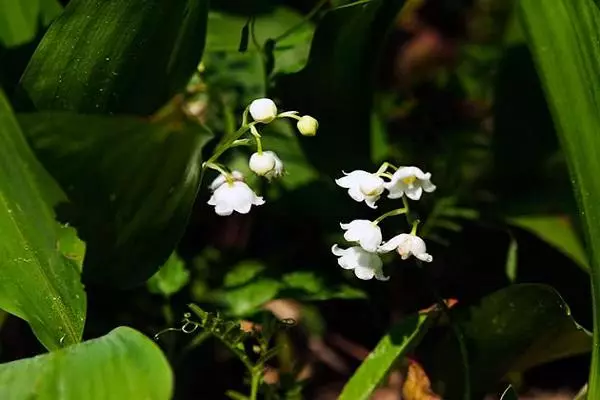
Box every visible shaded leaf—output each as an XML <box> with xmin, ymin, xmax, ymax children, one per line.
<box><xmin>0</xmin><ymin>327</ymin><xmax>172</xmax><ymax>400</ymax></box>
<box><xmin>0</xmin><ymin>89</ymin><xmax>85</xmax><ymax>350</ymax></box>
<box><xmin>505</xmin><ymin>236</ymin><xmax>518</xmax><ymax>282</ymax></box>
<box><xmin>147</xmin><ymin>253</ymin><xmax>190</xmax><ymax>297</ymax></box>
<box><xmin>429</xmin><ymin>284</ymin><xmax>591</xmax><ymax>398</ymax></box>
<box><xmin>19</xmin><ymin>0</ymin><xmax>209</xmax><ymax>115</ymax></box>
<box><xmin>510</xmin><ymin>215</ymin><xmax>588</xmax><ymax>271</ymax></box>
<box><xmin>0</xmin><ymin>0</ymin><xmax>62</xmax><ymax>47</ymax></box>
<box><xmin>339</xmin><ymin>311</ymin><xmax>437</xmax><ymax>400</ymax></box>
<box><xmin>280</xmin><ymin>271</ymin><xmax>366</xmax><ymax>301</ymax></box>
<box><xmin>19</xmin><ymin>112</ymin><xmax>213</xmax><ymax>287</ymax></box>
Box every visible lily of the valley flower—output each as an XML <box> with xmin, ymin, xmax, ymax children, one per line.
<box><xmin>331</xmin><ymin>245</ymin><xmax>389</xmax><ymax>281</ymax></box>
<box><xmin>378</xmin><ymin>233</ymin><xmax>433</xmax><ymax>262</ymax></box>
<box><xmin>336</xmin><ymin>170</ymin><xmax>385</xmax><ymax>209</ymax></box>
<box><xmin>384</xmin><ymin>166</ymin><xmax>436</xmax><ymax>201</ymax></box>
<box><xmin>249</xmin><ymin>151</ymin><xmax>284</xmax><ymax>179</ymax></box>
<box><xmin>297</xmin><ymin>115</ymin><xmax>318</xmax><ymax>136</ymax></box>
<box><xmin>249</xmin><ymin>98</ymin><xmax>278</xmax><ymax>123</ymax></box>
<box><xmin>209</xmin><ymin>170</ymin><xmax>244</xmax><ymax>191</ymax></box>
<box><xmin>208</xmin><ymin>173</ymin><xmax>265</xmax><ymax>216</ymax></box>
<box><xmin>340</xmin><ymin>219</ymin><xmax>382</xmax><ymax>252</ymax></box>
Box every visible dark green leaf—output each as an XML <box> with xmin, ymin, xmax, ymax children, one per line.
<box><xmin>276</xmin><ymin>0</ymin><xmax>406</xmax><ymax>175</ymax></box>
<box><xmin>509</xmin><ymin>215</ymin><xmax>588</xmax><ymax>271</ymax></box>
<box><xmin>339</xmin><ymin>312</ymin><xmax>436</xmax><ymax>400</ymax></box>
<box><xmin>19</xmin><ymin>113</ymin><xmax>213</xmax><ymax>287</ymax></box>
<box><xmin>147</xmin><ymin>253</ymin><xmax>190</xmax><ymax>297</ymax></box>
<box><xmin>0</xmin><ymin>327</ymin><xmax>173</xmax><ymax>400</ymax></box>
<box><xmin>429</xmin><ymin>284</ymin><xmax>591</xmax><ymax>398</ymax></box>
<box><xmin>0</xmin><ymin>90</ymin><xmax>85</xmax><ymax>350</ymax></box>
<box><xmin>519</xmin><ymin>2</ymin><xmax>600</xmax><ymax>394</ymax></box>
<box><xmin>238</xmin><ymin>19</ymin><xmax>250</xmax><ymax>53</ymax></box>
<box><xmin>19</xmin><ymin>0</ymin><xmax>208</xmax><ymax>115</ymax></box>
<box><xmin>0</xmin><ymin>0</ymin><xmax>62</xmax><ymax>47</ymax></box>
<box><xmin>281</xmin><ymin>271</ymin><xmax>366</xmax><ymax>301</ymax></box>
<box><xmin>505</xmin><ymin>236</ymin><xmax>518</xmax><ymax>282</ymax></box>
<box><xmin>220</xmin><ymin>279</ymin><xmax>282</xmax><ymax>317</ymax></box>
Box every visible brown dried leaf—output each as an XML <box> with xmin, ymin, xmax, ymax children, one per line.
<box><xmin>402</xmin><ymin>360</ymin><xmax>441</xmax><ymax>400</ymax></box>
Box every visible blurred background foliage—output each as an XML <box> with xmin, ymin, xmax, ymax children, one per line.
<box><xmin>0</xmin><ymin>0</ymin><xmax>594</xmax><ymax>398</ymax></box>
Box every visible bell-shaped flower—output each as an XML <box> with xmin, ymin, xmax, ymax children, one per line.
<box><xmin>208</xmin><ymin>173</ymin><xmax>265</xmax><ymax>216</ymax></box>
<box><xmin>340</xmin><ymin>219</ymin><xmax>382</xmax><ymax>252</ymax></box>
<box><xmin>331</xmin><ymin>245</ymin><xmax>389</xmax><ymax>281</ymax></box>
<box><xmin>335</xmin><ymin>170</ymin><xmax>385</xmax><ymax>208</ymax></box>
<box><xmin>249</xmin><ymin>151</ymin><xmax>284</xmax><ymax>179</ymax></box>
<box><xmin>209</xmin><ymin>170</ymin><xmax>244</xmax><ymax>191</ymax></box>
<box><xmin>384</xmin><ymin>166</ymin><xmax>436</xmax><ymax>201</ymax></box>
<box><xmin>378</xmin><ymin>233</ymin><xmax>433</xmax><ymax>262</ymax></box>
<box><xmin>249</xmin><ymin>98</ymin><xmax>278</xmax><ymax>123</ymax></box>
<box><xmin>297</xmin><ymin>115</ymin><xmax>318</xmax><ymax>136</ymax></box>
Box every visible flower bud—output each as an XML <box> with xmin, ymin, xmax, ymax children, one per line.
<box><xmin>297</xmin><ymin>115</ymin><xmax>318</xmax><ymax>136</ymax></box>
<box><xmin>249</xmin><ymin>152</ymin><xmax>276</xmax><ymax>176</ymax></box>
<box><xmin>249</xmin><ymin>98</ymin><xmax>278</xmax><ymax>123</ymax></box>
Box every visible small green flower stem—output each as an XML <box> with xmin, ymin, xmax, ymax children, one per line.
<box><xmin>376</xmin><ymin>161</ymin><xmax>398</xmax><ymax>175</ymax></box>
<box><xmin>374</xmin><ymin>208</ymin><xmax>407</xmax><ymax>224</ymax></box>
<box><xmin>272</xmin><ymin>0</ymin><xmax>329</xmax><ymax>43</ymax></box>
<box><xmin>249</xmin><ymin>369</ymin><xmax>262</xmax><ymax>400</ymax></box>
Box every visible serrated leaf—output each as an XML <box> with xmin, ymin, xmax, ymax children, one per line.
<box><xmin>0</xmin><ymin>89</ymin><xmax>85</xmax><ymax>350</ymax></box>
<box><xmin>0</xmin><ymin>327</ymin><xmax>172</xmax><ymax>400</ymax></box>
<box><xmin>19</xmin><ymin>0</ymin><xmax>208</xmax><ymax>115</ymax></box>
<box><xmin>147</xmin><ymin>253</ymin><xmax>190</xmax><ymax>297</ymax></box>
<box><xmin>339</xmin><ymin>311</ymin><xmax>436</xmax><ymax>400</ymax></box>
<box><xmin>18</xmin><ymin>112</ymin><xmax>213</xmax><ymax>287</ymax></box>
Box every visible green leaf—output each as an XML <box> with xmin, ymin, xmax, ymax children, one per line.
<box><xmin>339</xmin><ymin>311</ymin><xmax>436</xmax><ymax>400</ymax></box>
<box><xmin>18</xmin><ymin>112</ymin><xmax>213</xmax><ymax>287</ymax></box>
<box><xmin>429</xmin><ymin>284</ymin><xmax>591</xmax><ymax>398</ymax></box>
<box><xmin>0</xmin><ymin>327</ymin><xmax>173</xmax><ymax>400</ymax></box>
<box><xmin>509</xmin><ymin>215</ymin><xmax>589</xmax><ymax>271</ymax></box>
<box><xmin>206</xmin><ymin>7</ymin><xmax>315</xmax><ymax>75</ymax></box>
<box><xmin>221</xmin><ymin>279</ymin><xmax>282</xmax><ymax>317</ymax></box>
<box><xmin>0</xmin><ymin>90</ymin><xmax>85</xmax><ymax>350</ymax></box>
<box><xmin>519</xmin><ymin>1</ymin><xmax>600</xmax><ymax>395</ymax></box>
<box><xmin>281</xmin><ymin>271</ymin><xmax>366</xmax><ymax>301</ymax></box>
<box><xmin>276</xmin><ymin>0</ymin><xmax>406</xmax><ymax>175</ymax></box>
<box><xmin>147</xmin><ymin>253</ymin><xmax>190</xmax><ymax>297</ymax></box>
<box><xmin>505</xmin><ymin>236</ymin><xmax>518</xmax><ymax>282</ymax></box>
<box><xmin>19</xmin><ymin>0</ymin><xmax>208</xmax><ymax>115</ymax></box>
<box><xmin>0</xmin><ymin>0</ymin><xmax>62</xmax><ymax>47</ymax></box>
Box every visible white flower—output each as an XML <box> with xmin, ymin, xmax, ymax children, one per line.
<box><xmin>331</xmin><ymin>245</ymin><xmax>389</xmax><ymax>281</ymax></box>
<box><xmin>378</xmin><ymin>233</ymin><xmax>433</xmax><ymax>262</ymax></box>
<box><xmin>208</xmin><ymin>178</ymin><xmax>265</xmax><ymax>216</ymax></box>
<box><xmin>384</xmin><ymin>166</ymin><xmax>436</xmax><ymax>201</ymax></box>
<box><xmin>297</xmin><ymin>115</ymin><xmax>318</xmax><ymax>136</ymax></box>
<box><xmin>249</xmin><ymin>151</ymin><xmax>284</xmax><ymax>179</ymax></box>
<box><xmin>335</xmin><ymin>170</ymin><xmax>385</xmax><ymax>209</ymax></box>
<box><xmin>209</xmin><ymin>170</ymin><xmax>244</xmax><ymax>191</ymax></box>
<box><xmin>249</xmin><ymin>98</ymin><xmax>278</xmax><ymax>123</ymax></box>
<box><xmin>340</xmin><ymin>220</ymin><xmax>382</xmax><ymax>252</ymax></box>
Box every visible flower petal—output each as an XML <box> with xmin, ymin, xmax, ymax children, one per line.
<box><xmin>378</xmin><ymin>233</ymin><xmax>409</xmax><ymax>253</ymax></box>
<box><xmin>354</xmin><ymin>265</ymin><xmax>375</xmax><ymax>280</ymax></box>
<box><xmin>415</xmin><ymin>253</ymin><xmax>433</xmax><ymax>262</ymax></box>
<box><xmin>405</xmin><ymin>186</ymin><xmax>423</xmax><ymax>201</ymax></box>
<box><xmin>331</xmin><ymin>244</ymin><xmax>346</xmax><ymax>257</ymax></box>
<box><xmin>421</xmin><ymin>179</ymin><xmax>436</xmax><ymax>193</ymax></box>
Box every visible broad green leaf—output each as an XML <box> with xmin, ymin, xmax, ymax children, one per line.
<box><xmin>429</xmin><ymin>284</ymin><xmax>591</xmax><ymax>398</ymax></box>
<box><xmin>339</xmin><ymin>311</ymin><xmax>436</xmax><ymax>400</ymax></box>
<box><xmin>206</xmin><ymin>8</ymin><xmax>315</xmax><ymax>75</ymax></box>
<box><xmin>0</xmin><ymin>0</ymin><xmax>62</xmax><ymax>47</ymax></box>
<box><xmin>0</xmin><ymin>90</ymin><xmax>85</xmax><ymax>350</ymax></box>
<box><xmin>147</xmin><ymin>253</ymin><xmax>190</xmax><ymax>297</ymax></box>
<box><xmin>519</xmin><ymin>1</ymin><xmax>600</xmax><ymax>395</ymax></box>
<box><xmin>0</xmin><ymin>327</ymin><xmax>173</xmax><ymax>400</ymax></box>
<box><xmin>19</xmin><ymin>0</ymin><xmax>208</xmax><ymax>115</ymax></box>
<box><xmin>276</xmin><ymin>0</ymin><xmax>406</xmax><ymax>175</ymax></box>
<box><xmin>18</xmin><ymin>113</ymin><xmax>213</xmax><ymax>287</ymax></box>
<box><xmin>280</xmin><ymin>271</ymin><xmax>366</xmax><ymax>301</ymax></box>
<box><xmin>510</xmin><ymin>215</ymin><xmax>589</xmax><ymax>271</ymax></box>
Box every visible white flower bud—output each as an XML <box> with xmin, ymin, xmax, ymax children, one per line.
<box><xmin>249</xmin><ymin>152</ymin><xmax>276</xmax><ymax>176</ymax></box>
<box><xmin>249</xmin><ymin>98</ymin><xmax>278</xmax><ymax>123</ymax></box>
<box><xmin>297</xmin><ymin>115</ymin><xmax>318</xmax><ymax>136</ymax></box>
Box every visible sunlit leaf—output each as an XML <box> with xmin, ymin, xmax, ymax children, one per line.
<box><xmin>0</xmin><ymin>89</ymin><xmax>85</xmax><ymax>350</ymax></box>
<box><xmin>19</xmin><ymin>0</ymin><xmax>208</xmax><ymax>115</ymax></box>
<box><xmin>147</xmin><ymin>253</ymin><xmax>190</xmax><ymax>297</ymax></box>
<box><xmin>0</xmin><ymin>327</ymin><xmax>172</xmax><ymax>400</ymax></box>
<box><xmin>0</xmin><ymin>0</ymin><xmax>62</xmax><ymax>47</ymax></box>
<box><xmin>339</xmin><ymin>311</ymin><xmax>437</xmax><ymax>400</ymax></box>
<box><xmin>19</xmin><ymin>112</ymin><xmax>213</xmax><ymax>287</ymax></box>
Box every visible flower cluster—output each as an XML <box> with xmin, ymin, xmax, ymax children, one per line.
<box><xmin>206</xmin><ymin>98</ymin><xmax>318</xmax><ymax>216</ymax></box>
<box><xmin>332</xmin><ymin>164</ymin><xmax>435</xmax><ymax>281</ymax></box>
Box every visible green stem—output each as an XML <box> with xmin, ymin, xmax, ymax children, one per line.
<box><xmin>206</xmin><ymin>122</ymin><xmax>257</xmax><ymax>165</ymax></box>
<box><xmin>249</xmin><ymin>368</ymin><xmax>262</xmax><ymax>400</ymax></box>
<box><xmin>374</xmin><ymin>207</ymin><xmax>407</xmax><ymax>224</ymax></box>
<box><xmin>272</xmin><ymin>0</ymin><xmax>329</xmax><ymax>42</ymax></box>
